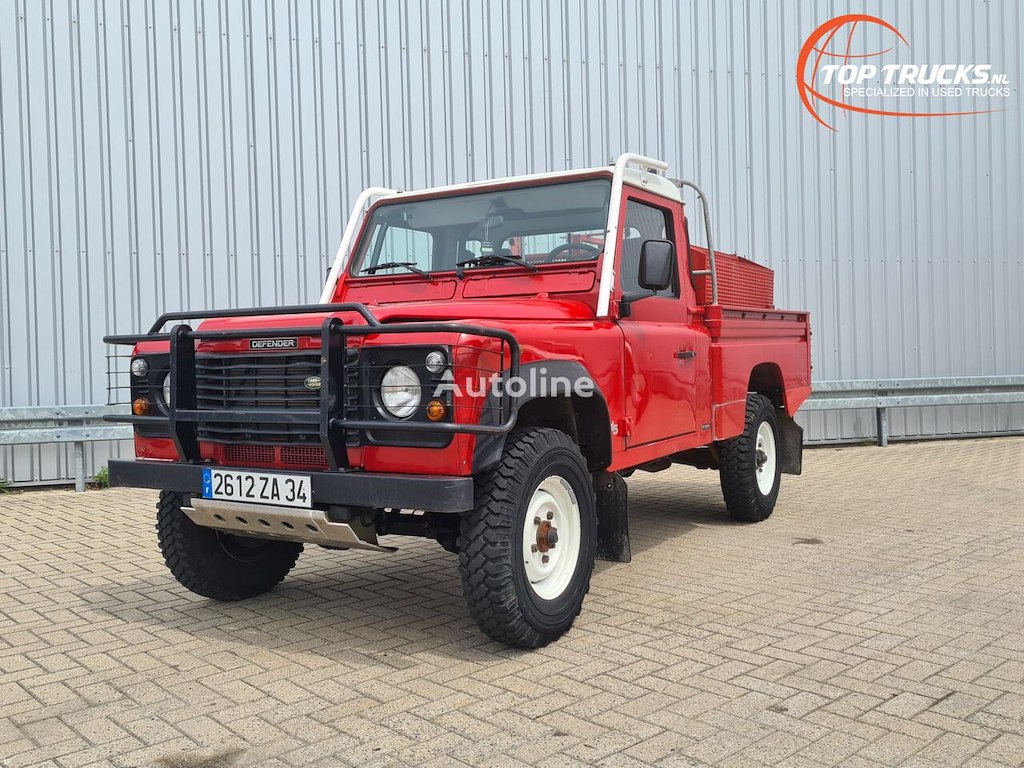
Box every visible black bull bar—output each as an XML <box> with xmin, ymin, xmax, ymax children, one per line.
<box><xmin>103</xmin><ymin>302</ymin><xmax>520</xmax><ymax>470</ymax></box>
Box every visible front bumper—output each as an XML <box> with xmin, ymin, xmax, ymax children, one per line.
<box><xmin>108</xmin><ymin>459</ymin><xmax>474</xmax><ymax>513</ymax></box>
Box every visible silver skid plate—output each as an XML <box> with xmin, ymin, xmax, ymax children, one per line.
<box><xmin>183</xmin><ymin>498</ymin><xmax>396</xmax><ymax>552</ymax></box>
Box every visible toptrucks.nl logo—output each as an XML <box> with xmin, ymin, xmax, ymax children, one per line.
<box><xmin>797</xmin><ymin>13</ymin><xmax>1011</xmax><ymax>131</ymax></box>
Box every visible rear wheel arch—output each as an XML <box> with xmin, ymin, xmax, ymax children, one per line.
<box><xmin>748</xmin><ymin>362</ymin><xmax>786</xmax><ymax>411</ymax></box>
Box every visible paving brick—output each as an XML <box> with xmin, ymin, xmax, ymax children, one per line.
<box><xmin>854</xmin><ymin>732</ymin><xmax>931</xmax><ymax>764</ymax></box>
<box><xmin>977</xmin><ymin>734</ymin><xmax>1024</xmax><ymax>766</ymax></box>
<box><xmin>0</xmin><ymin>438</ymin><xmax>1022</xmax><ymax>767</ymax></box>
<box><xmin>912</xmin><ymin>733</ymin><xmax>987</xmax><ymax>766</ymax></box>
<box><xmin>875</xmin><ymin>692</ymin><xmax>936</xmax><ymax>720</ymax></box>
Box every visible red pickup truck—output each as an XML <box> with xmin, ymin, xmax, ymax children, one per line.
<box><xmin>105</xmin><ymin>154</ymin><xmax>811</xmax><ymax>647</ymax></box>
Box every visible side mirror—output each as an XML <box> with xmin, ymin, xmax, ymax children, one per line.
<box><xmin>638</xmin><ymin>239</ymin><xmax>674</xmax><ymax>291</ymax></box>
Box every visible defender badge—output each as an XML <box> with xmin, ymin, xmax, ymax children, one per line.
<box><xmin>249</xmin><ymin>338</ymin><xmax>297</xmax><ymax>350</ymax></box>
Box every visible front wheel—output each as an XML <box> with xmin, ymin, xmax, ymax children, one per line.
<box><xmin>718</xmin><ymin>394</ymin><xmax>782</xmax><ymax>522</ymax></box>
<box><xmin>458</xmin><ymin>428</ymin><xmax>597</xmax><ymax>648</ymax></box>
<box><xmin>156</xmin><ymin>490</ymin><xmax>303</xmax><ymax>600</ymax></box>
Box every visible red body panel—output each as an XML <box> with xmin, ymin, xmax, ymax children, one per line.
<box><xmin>131</xmin><ymin>186</ymin><xmax>811</xmax><ymax>479</ymax></box>
<box><xmin>703</xmin><ymin>305</ymin><xmax>812</xmax><ymax>441</ymax></box>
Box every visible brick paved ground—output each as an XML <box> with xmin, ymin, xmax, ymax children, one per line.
<box><xmin>1</xmin><ymin>437</ymin><xmax>1022</xmax><ymax>768</ymax></box>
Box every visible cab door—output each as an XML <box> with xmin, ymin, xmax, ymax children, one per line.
<box><xmin>616</xmin><ymin>191</ymin><xmax>702</xmax><ymax>447</ymax></box>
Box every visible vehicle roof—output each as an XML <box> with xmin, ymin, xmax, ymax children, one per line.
<box><xmin>381</xmin><ymin>164</ymin><xmax>684</xmax><ymax>204</ymax></box>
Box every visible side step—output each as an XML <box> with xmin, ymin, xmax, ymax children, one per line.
<box><xmin>183</xmin><ymin>499</ymin><xmax>396</xmax><ymax>552</ymax></box>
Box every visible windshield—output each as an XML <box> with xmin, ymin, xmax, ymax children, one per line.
<box><xmin>349</xmin><ymin>179</ymin><xmax>611</xmax><ymax>276</ymax></box>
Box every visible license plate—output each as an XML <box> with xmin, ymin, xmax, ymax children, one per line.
<box><xmin>201</xmin><ymin>468</ymin><xmax>312</xmax><ymax>508</ymax></box>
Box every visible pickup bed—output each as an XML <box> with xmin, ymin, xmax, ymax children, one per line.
<box><xmin>105</xmin><ymin>153</ymin><xmax>811</xmax><ymax>647</ymax></box>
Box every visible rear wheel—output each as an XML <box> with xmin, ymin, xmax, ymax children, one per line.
<box><xmin>458</xmin><ymin>428</ymin><xmax>597</xmax><ymax>648</ymax></box>
<box><xmin>718</xmin><ymin>394</ymin><xmax>782</xmax><ymax>522</ymax></box>
<box><xmin>156</xmin><ymin>490</ymin><xmax>303</xmax><ymax>600</ymax></box>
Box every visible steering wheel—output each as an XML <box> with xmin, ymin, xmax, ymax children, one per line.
<box><xmin>537</xmin><ymin>242</ymin><xmax>602</xmax><ymax>264</ymax></box>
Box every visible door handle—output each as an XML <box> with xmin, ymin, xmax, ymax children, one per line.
<box><xmin>675</xmin><ymin>350</ymin><xmax>697</xmax><ymax>360</ymax></box>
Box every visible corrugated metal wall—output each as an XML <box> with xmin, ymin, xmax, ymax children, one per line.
<box><xmin>1</xmin><ymin>0</ymin><xmax>1021</xmax><ymax>483</ymax></box>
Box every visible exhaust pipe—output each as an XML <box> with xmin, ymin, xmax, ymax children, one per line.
<box><xmin>182</xmin><ymin>499</ymin><xmax>396</xmax><ymax>552</ymax></box>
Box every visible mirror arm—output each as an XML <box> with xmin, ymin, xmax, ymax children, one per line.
<box><xmin>618</xmin><ymin>290</ymin><xmax>657</xmax><ymax>318</ymax></box>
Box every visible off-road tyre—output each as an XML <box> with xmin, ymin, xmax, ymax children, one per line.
<box><xmin>458</xmin><ymin>428</ymin><xmax>597</xmax><ymax>648</ymax></box>
<box><xmin>156</xmin><ymin>490</ymin><xmax>303</xmax><ymax>600</ymax></box>
<box><xmin>718</xmin><ymin>394</ymin><xmax>782</xmax><ymax>522</ymax></box>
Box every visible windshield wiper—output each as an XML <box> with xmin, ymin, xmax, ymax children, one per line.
<box><xmin>455</xmin><ymin>254</ymin><xmax>538</xmax><ymax>278</ymax></box>
<box><xmin>361</xmin><ymin>261</ymin><xmax>433</xmax><ymax>279</ymax></box>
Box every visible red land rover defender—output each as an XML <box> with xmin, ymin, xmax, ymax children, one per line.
<box><xmin>105</xmin><ymin>154</ymin><xmax>811</xmax><ymax>647</ymax></box>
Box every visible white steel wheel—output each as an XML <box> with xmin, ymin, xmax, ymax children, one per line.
<box><xmin>754</xmin><ymin>421</ymin><xmax>778</xmax><ymax>495</ymax></box>
<box><xmin>521</xmin><ymin>475</ymin><xmax>582</xmax><ymax>600</ymax></box>
<box><xmin>458</xmin><ymin>428</ymin><xmax>597</xmax><ymax>648</ymax></box>
<box><xmin>718</xmin><ymin>394</ymin><xmax>782</xmax><ymax>522</ymax></box>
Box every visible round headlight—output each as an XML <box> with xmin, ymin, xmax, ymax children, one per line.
<box><xmin>379</xmin><ymin>365</ymin><xmax>421</xmax><ymax>419</ymax></box>
<box><xmin>130</xmin><ymin>358</ymin><xmax>149</xmax><ymax>378</ymax></box>
<box><xmin>161</xmin><ymin>374</ymin><xmax>172</xmax><ymax>407</ymax></box>
<box><xmin>424</xmin><ymin>350</ymin><xmax>447</xmax><ymax>374</ymax></box>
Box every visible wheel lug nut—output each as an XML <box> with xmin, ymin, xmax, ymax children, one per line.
<box><xmin>530</xmin><ymin>544</ymin><xmax>538</xmax><ymax>553</ymax></box>
<box><xmin>534</xmin><ymin>516</ymin><xmax>541</xmax><ymax>525</ymax></box>
<box><xmin>542</xmin><ymin>555</ymin><xmax>549</xmax><ymax>564</ymax></box>
<box><xmin>546</xmin><ymin>511</ymin><xmax>554</xmax><ymax>520</ymax></box>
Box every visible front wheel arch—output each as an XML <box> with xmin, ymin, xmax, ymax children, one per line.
<box><xmin>472</xmin><ymin>361</ymin><xmax>613</xmax><ymax>474</ymax></box>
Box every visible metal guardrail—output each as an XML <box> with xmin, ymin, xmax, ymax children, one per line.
<box><xmin>0</xmin><ymin>405</ymin><xmax>133</xmax><ymax>492</ymax></box>
<box><xmin>3</xmin><ymin>377</ymin><xmax>1021</xmax><ymax>489</ymax></box>
<box><xmin>803</xmin><ymin>376</ymin><xmax>1024</xmax><ymax>446</ymax></box>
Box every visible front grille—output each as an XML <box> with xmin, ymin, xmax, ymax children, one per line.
<box><xmin>223</xmin><ymin>444</ymin><xmax>276</xmax><ymax>465</ymax></box>
<box><xmin>281</xmin><ymin>445</ymin><xmax>329</xmax><ymax>467</ymax></box>
<box><xmin>222</xmin><ymin>443</ymin><xmax>328</xmax><ymax>469</ymax></box>
<box><xmin>196</xmin><ymin>351</ymin><xmax>322</xmax><ymax>445</ymax></box>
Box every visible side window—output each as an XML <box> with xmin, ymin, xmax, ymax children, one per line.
<box><xmin>368</xmin><ymin>225</ymin><xmax>434</xmax><ymax>271</ymax></box>
<box><xmin>620</xmin><ymin>200</ymin><xmax>677</xmax><ymax>297</ymax></box>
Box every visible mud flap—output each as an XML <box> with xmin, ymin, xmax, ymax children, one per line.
<box><xmin>778</xmin><ymin>415</ymin><xmax>803</xmax><ymax>475</ymax></box>
<box><xmin>592</xmin><ymin>470</ymin><xmax>630</xmax><ymax>563</ymax></box>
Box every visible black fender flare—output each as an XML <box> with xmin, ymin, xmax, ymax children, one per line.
<box><xmin>472</xmin><ymin>361</ymin><xmax>613</xmax><ymax>474</ymax></box>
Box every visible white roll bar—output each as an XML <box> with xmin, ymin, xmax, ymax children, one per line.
<box><xmin>319</xmin><ymin>186</ymin><xmax>398</xmax><ymax>303</ymax></box>
<box><xmin>595</xmin><ymin>153</ymin><xmax>670</xmax><ymax>317</ymax></box>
